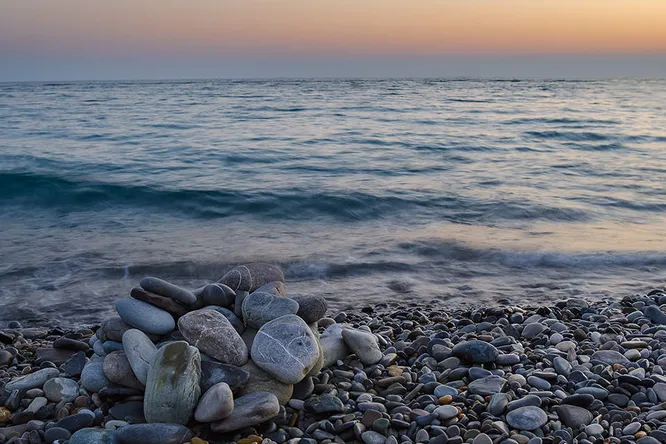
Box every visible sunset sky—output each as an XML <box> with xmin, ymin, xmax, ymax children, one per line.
<box><xmin>2</xmin><ymin>0</ymin><xmax>666</xmax><ymax>80</ymax></box>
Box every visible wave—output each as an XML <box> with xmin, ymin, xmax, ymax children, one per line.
<box><xmin>397</xmin><ymin>239</ymin><xmax>666</xmax><ymax>270</ymax></box>
<box><xmin>0</xmin><ymin>170</ymin><xmax>591</xmax><ymax>223</ymax></box>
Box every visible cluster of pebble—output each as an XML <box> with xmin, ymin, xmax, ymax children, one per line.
<box><xmin>1</xmin><ymin>266</ymin><xmax>666</xmax><ymax>444</ymax></box>
<box><xmin>0</xmin><ymin>264</ymin><xmax>385</xmax><ymax>443</ymax></box>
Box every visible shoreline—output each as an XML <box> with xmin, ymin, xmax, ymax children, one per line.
<box><xmin>1</xmin><ymin>265</ymin><xmax>665</xmax><ymax>444</ymax></box>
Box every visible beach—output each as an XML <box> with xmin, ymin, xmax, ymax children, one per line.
<box><xmin>1</xmin><ymin>264</ymin><xmax>666</xmax><ymax>443</ymax></box>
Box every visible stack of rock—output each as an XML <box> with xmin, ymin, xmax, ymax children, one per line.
<box><xmin>0</xmin><ymin>264</ymin><xmax>385</xmax><ymax>444</ymax></box>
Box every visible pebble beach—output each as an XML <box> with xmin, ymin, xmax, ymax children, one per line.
<box><xmin>1</xmin><ymin>264</ymin><xmax>666</xmax><ymax>444</ymax></box>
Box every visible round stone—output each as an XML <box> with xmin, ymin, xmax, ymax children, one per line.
<box><xmin>43</xmin><ymin>377</ymin><xmax>79</xmax><ymax>402</ymax></box>
<box><xmin>252</xmin><ymin>314</ymin><xmax>321</xmax><ymax>384</ymax></box>
<box><xmin>452</xmin><ymin>340</ymin><xmax>499</xmax><ymax>364</ymax></box>
<box><xmin>194</xmin><ymin>382</ymin><xmax>234</xmax><ymax>422</ymax></box>
<box><xmin>506</xmin><ymin>406</ymin><xmax>548</xmax><ymax>430</ymax></box>
<box><xmin>341</xmin><ymin>328</ymin><xmax>382</xmax><ymax>365</ymax></box>
<box><xmin>178</xmin><ymin>309</ymin><xmax>248</xmax><ymax>366</ymax></box>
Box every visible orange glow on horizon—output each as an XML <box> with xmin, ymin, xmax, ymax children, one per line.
<box><xmin>2</xmin><ymin>0</ymin><xmax>666</xmax><ymax>56</ymax></box>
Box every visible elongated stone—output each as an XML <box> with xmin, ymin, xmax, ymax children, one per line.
<box><xmin>211</xmin><ymin>392</ymin><xmax>280</xmax><ymax>433</ymax></box>
<box><xmin>122</xmin><ymin>329</ymin><xmax>157</xmax><ymax>386</ymax></box>
<box><xmin>242</xmin><ymin>291</ymin><xmax>299</xmax><ymax>329</ymax></box>
<box><xmin>140</xmin><ymin>276</ymin><xmax>197</xmax><ymax>306</ymax></box>
<box><xmin>144</xmin><ymin>341</ymin><xmax>201</xmax><ymax>424</ymax></box>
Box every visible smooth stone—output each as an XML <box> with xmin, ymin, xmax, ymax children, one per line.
<box><xmin>434</xmin><ymin>385</ymin><xmax>458</xmax><ymax>398</ymax></box>
<box><xmin>496</xmin><ymin>354</ymin><xmax>521</xmax><ymax>365</ymax></box>
<box><xmin>653</xmin><ymin>382</ymin><xmax>666</xmax><ymax>402</ymax></box>
<box><xmin>254</xmin><ymin>281</ymin><xmax>287</xmax><ymax>297</ymax></box>
<box><xmin>291</xmin><ymin>295</ymin><xmax>328</xmax><ymax>324</ymax></box>
<box><xmin>507</xmin><ymin>395</ymin><xmax>541</xmax><ymax>411</ymax></box>
<box><xmin>585</xmin><ymin>424</ymin><xmax>603</xmax><ymax>435</ymax></box>
<box><xmin>44</xmin><ymin>427</ymin><xmax>72</xmax><ymax>443</ymax></box>
<box><xmin>115</xmin><ymin>298</ymin><xmax>175</xmax><ymax>336</ymax></box>
<box><xmin>55</xmin><ymin>412</ymin><xmax>94</xmax><ymax>433</ymax></box>
<box><xmin>643</xmin><ymin>305</ymin><xmax>666</xmax><ymax>325</ymax></box>
<box><xmin>218</xmin><ymin>263</ymin><xmax>285</xmax><ymax>293</ymax></box>
<box><xmin>81</xmin><ymin>358</ymin><xmax>111</xmax><ymax>392</ymax></box>
<box><xmin>434</xmin><ymin>405</ymin><xmax>458</xmax><ymax>420</ymax></box>
<box><xmin>304</xmin><ymin>393</ymin><xmax>345</xmax><ymax>414</ymax></box>
<box><xmin>102</xmin><ymin>341</ymin><xmax>124</xmax><ymax>354</ymax></box>
<box><xmin>69</xmin><ymin>428</ymin><xmax>118</xmax><ymax>444</ymax></box>
<box><xmin>557</xmin><ymin>405</ymin><xmax>593</xmax><ymax>429</ymax></box>
<box><xmin>233</xmin><ymin>291</ymin><xmax>248</xmax><ymax>318</ymax></box>
<box><xmin>178</xmin><ymin>309</ymin><xmax>248</xmax><ymax>366</ymax></box>
<box><xmin>201</xmin><ymin>360</ymin><xmax>251</xmax><ymax>393</ymax></box>
<box><xmin>527</xmin><ymin>376</ymin><xmax>550</xmax><ymax>390</ymax></box>
<box><xmin>101</xmin><ymin>317</ymin><xmax>133</xmax><ymax>342</ymax></box>
<box><xmin>239</xmin><ymin>360</ymin><xmax>294</xmax><ymax>405</ymax></box>
<box><xmin>242</xmin><ymin>291</ymin><xmax>299</xmax><ymax>329</ymax></box>
<box><xmin>292</xmin><ymin>376</ymin><xmax>315</xmax><ymax>399</ymax></box>
<box><xmin>53</xmin><ymin>337</ymin><xmax>90</xmax><ymax>352</ymax></box>
<box><xmin>140</xmin><ymin>276</ymin><xmax>197</xmax><ymax>305</ymax></box>
<box><xmin>473</xmin><ymin>434</ymin><xmax>493</xmax><ymax>444</ymax></box>
<box><xmin>0</xmin><ymin>349</ymin><xmax>13</xmax><ymax>366</ymax></box>
<box><xmin>488</xmin><ymin>393</ymin><xmax>509</xmax><ymax>415</ymax></box>
<box><xmin>122</xmin><ymin>329</ymin><xmax>157</xmax><ymax>386</ymax></box>
<box><xmin>201</xmin><ymin>306</ymin><xmax>245</xmax><ymax>334</ymax></box>
<box><xmin>103</xmin><ymin>351</ymin><xmax>144</xmax><ymax>390</ymax></box>
<box><xmin>361</xmin><ymin>431</ymin><xmax>386</xmax><ymax>444</ymax></box>
<box><xmin>252</xmin><ymin>314</ymin><xmax>320</xmax><ymax>384</ymax></box>
<box><xmin>452</xmin><ymin>340</ymin><xmax>499</xmax><ymax>364</ymax></box>
<box><xmin>320</xmin><ymin>323</ymin><xmax>349</xmax><ymax>367</ymax></box>
<box><xmin>130</xmin><ymin>287</ymin><xmax>188</xmax><ymax>317</ymax></box>
<box><xmin>194</xmin><ymin>382</ymin><xmax>234</xmax><ymax>422</ymax></box>
<box><xmin>211</xmin><ymin>392</ymin><xmax>280</xmax><ymax>433</ymax></box>
<box><xmin>623</xmin><ymin>422</ymin><xmax>641</xmax><ymax>435</ymax></box>
<box><xmin>342</xmin><ymin>328</ymin><xmax>382</xmax><ymax>365</ymax></box>
<box><xmin>506</xmin><ymin>406</ymin><xmax>548</xmax><ymax>431</ymax></box>
<box><xmin>199</xmin><ymin>283</ymin><xmax>236</xmax><ymax>307</ymax></box>
<box><xmin>35</xmin><ymin>348</ymin><xmax>75</xmax><ymax>365</ymax></box>
<box><xmin>5</xmin><ymin>368</ymin><xmax>60</xmax><ymax>392</ymax></box>
<box><xmin>116</xmin><ymin>423</ymin><xmax>194</xmax><ymax>444</ymax></box>
<box><xmin>553</xmin><ymin>357</ymin><xmax>572</xmax><ymax>376</ymax></box>
<box><xmin>522</xmin><ymin>323</ymin><xmax>547</xmax><ymax>339</ymax></box>
<box><xmin>109</xmin><ymin>401</ymin><xmax>145</xmax><ymax>422</ymax></box>
<box><xmin>43</xmin><ymin>377</ymin><xmax>79</xmax><ymax>402</ymax></box>
<box><xmin>144</xmin><ymin>341</ymin><xmax>201</xmax><ymax>424</ymax></box>
<box><xmin>591</xmin><ymin>350</ymin><xmax>629</xmax><ymax>365</ymax></box>
<box><xmin>467</xmin><ymin>375</ymin><xmax>506</xmax><ymax>396</ymax></box>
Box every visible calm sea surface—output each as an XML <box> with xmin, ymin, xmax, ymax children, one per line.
<box><xmin>1</xmin><ymin>79</ymin><xmax>665</xmax><ymax>326</ymax></box>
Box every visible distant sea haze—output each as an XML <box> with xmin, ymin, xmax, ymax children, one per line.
<box><xmin>1</xmin><ymin>79</ymin><xmax>665</xmax><ymax>326</ymax></box>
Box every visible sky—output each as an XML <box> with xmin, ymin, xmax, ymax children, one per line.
<box><xmin>1</xmin><ymin>0</ymin><xmax>666</xmax><ymax>81</ymax></box>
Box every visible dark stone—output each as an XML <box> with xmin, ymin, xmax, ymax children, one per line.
<box><xmin>200</xmin><ymin>360</ymin><xmax>251</xmax><ymax>393</ymax></box>
<box><xmin>304</xmin><ymin>394</ymin><xmax>345</xmax><ymax>414</ymax></box>
<box><xmin>292</xmin><ymin>295</ymin><xmax>328</xmax><ymax>324</ymax></box>
<box><xmin>116</xmin><ymin>423</ymin><xmax>193</xmax><ymax>444</ymax></box>
<box><xmin>139</xmin><ymin>276</ymin><xmax>197</xmax><ymax>306</ymax></box>
<box><xmin>35</xmin><ymin>348</ymin><xmax>75</xmax><ymax>365</ymax></box>
<box><xmin>55</xmin><ymin>412</ymin><xmax>95</xmax><ymax>433</ymax></box>
<box><xmin>53</xmin><ymin>337</ymin><xmax>90</xmax><ymax>352</ymax></box>
<box><xmin>557</xmin><ymin>405</ymin><xmax>592</xmax><ymax>429</ymax></box>
<box><xmin>131</xmin><ymin>287</ymin><xmax>188</xmax><ymax>317</ymax></box>
<box><xmin>64</xmin><ymin>351</ymin><xmax>88</xmax><ymax>377</ymax></box>
<box><xmin>452</xmin><ymin>340</ymin><xmax>499</xmax><ymax>364</ymax></box>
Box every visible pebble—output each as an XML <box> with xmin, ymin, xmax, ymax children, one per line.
<box><xmin>194</xmin><ymin>382</ymin><xmax>234</xmax><ymax>422</ymax></box>
<box><xmin>178</xmin><ymin>309</ymin><xmax>249</xmax><ymax>366</ymax></box>
<box><xmin>144</xmin><ymin>341</ymin><xmax>201</xmax><ymax>424</ymax></box>
<box><xmin>452</xmin><ymin>340</ymin><xmax>499</xmax><ymax>364</ymax></box>
<box><xmin>211</xmin><ymin>392</ymin><xmax>280</xmax><ymax>433</ymax></box>
<box><xmin>506</xmin><ymin>406</ymin><xmax>548</xmax><ymax>430</ymax></box>
<box><xmin>341</xmin><ymin>328</ymin><xmax>383</xmax><ymax>365</ymax></box>
<box><xmin>251</xmin><ymin>314</ymin><xmax>320</xmax><ymax>384</ymax></box>
<box><xmin>115</xmin><ymin>298</ymin><xmax>175</xmax><ymax>335</ymax></box>
<box><xmin>116</xmin><ymin>423</ymin><xmax>194</xmax><ymax>444</ymax></box>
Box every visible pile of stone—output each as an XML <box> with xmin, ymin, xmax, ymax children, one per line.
<box><xmin>0</xmin><ymin>264</ymin><xmax>385</xmax><ymax>443</ymax></box>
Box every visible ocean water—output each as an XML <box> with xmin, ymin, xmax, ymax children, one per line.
<box><xmin>1</xmin><ymin>79</ymin><xmax>665</xmax><ymax>327</ymax></box>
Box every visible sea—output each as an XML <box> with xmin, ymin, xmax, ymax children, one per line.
<box><xmin>1</xmin><ymin>78</ymin><xmax>665</xmax><ymax>327</ymax></box>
